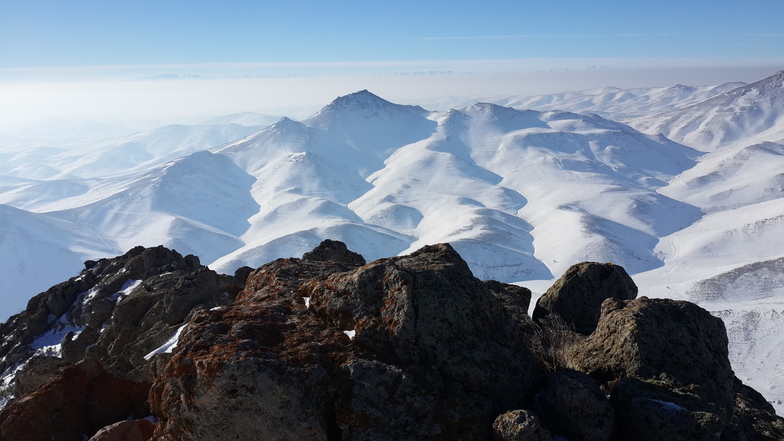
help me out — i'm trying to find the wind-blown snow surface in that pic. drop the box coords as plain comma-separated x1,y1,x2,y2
2,73,784,413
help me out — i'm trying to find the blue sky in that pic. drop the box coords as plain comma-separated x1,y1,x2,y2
1,0,783,123
2,0,783,72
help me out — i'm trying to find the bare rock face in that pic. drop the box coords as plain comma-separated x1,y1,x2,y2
88,266,239,382
5,354,71,397
149,243,545,441
0,246,200,376
0,360,150,441
531,369,616,441
307,244,544,439
4,241,783,441
492,410,552,441
533,262,637,335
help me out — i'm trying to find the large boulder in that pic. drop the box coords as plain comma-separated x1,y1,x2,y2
567,297,734,416
564,296,744,440
723,377,784,441
307,243,544,413
609,377,726,441
533,262,637,335
149,254,360,441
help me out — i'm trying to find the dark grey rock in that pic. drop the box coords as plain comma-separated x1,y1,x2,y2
610,377,725,441
5,355,71,398
531,369,616,441
533,262,637,335
151,243,545,441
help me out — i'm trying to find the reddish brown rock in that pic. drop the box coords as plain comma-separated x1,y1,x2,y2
0,360,151,441
149,257,356,441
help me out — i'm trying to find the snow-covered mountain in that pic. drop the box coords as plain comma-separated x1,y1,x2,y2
1,70,784,413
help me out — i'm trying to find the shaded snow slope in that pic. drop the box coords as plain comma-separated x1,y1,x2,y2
0,204,121,321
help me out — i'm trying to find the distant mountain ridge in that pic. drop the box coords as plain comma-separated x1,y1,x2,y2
495,81,747,121
631,70,784,150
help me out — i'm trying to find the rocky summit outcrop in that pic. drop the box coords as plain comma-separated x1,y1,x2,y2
149,243,543,441
1,240,782,441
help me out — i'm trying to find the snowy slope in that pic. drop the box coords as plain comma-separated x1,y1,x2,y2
452,104,701,276
210,93,435,271
0,123,263,213
208,93,702,280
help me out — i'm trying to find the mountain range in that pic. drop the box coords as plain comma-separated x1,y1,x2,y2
1,69,783,414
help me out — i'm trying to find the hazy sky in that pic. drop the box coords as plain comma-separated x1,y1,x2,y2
1,0,783,124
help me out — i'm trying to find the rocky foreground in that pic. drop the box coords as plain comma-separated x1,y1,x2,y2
0,241,781,441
